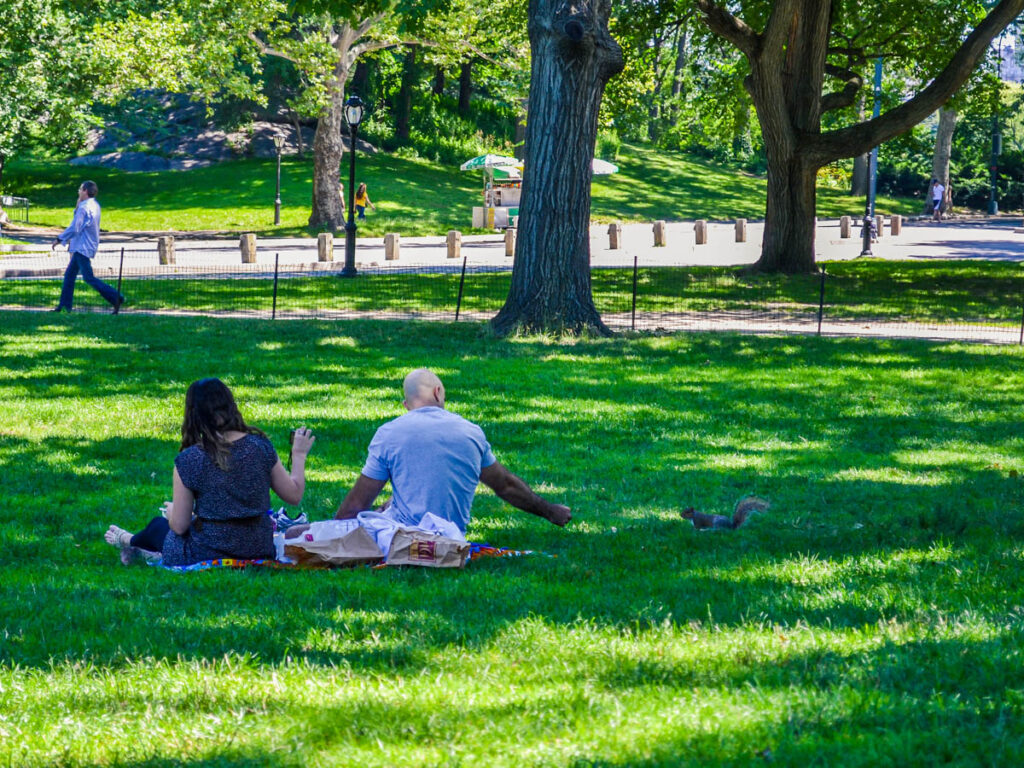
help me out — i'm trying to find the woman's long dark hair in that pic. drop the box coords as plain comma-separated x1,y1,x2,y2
180,378,265,470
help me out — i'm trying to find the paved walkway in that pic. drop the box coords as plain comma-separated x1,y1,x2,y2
4,217,1024,276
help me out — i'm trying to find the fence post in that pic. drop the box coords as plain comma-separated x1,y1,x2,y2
817,267,826,337
455,255,468,321
840,216,851,238
874,215,884,239
890,214,902,236
653,220,667,247
158,236,175,265
608,222,623,249
271,253,280,320
504,227,516,257
114,247,125,315
694,220,708,245
240,233,257,263
447,230,462,259
735,219,747,242
317,233,333,262
1019,277,1024,345
631,254,639,331
384,233,400,261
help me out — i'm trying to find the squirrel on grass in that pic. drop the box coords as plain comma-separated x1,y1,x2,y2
680,496,769,530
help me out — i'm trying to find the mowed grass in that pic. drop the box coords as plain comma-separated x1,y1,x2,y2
3,259,1023,326
3,313,1024,766
5,143,918,237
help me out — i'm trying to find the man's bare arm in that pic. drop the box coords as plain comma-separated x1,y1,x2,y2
479,462,571,526
335,474,388,519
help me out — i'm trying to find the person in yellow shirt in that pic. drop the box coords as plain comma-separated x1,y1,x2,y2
354,183,376,220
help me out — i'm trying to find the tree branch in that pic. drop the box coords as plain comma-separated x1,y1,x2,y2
820,63,863,113
248,31,299,64
808,0,1024,163
694,0,759,58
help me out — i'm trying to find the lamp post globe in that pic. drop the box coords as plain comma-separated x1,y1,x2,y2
273,135,284,226
342,96,365,278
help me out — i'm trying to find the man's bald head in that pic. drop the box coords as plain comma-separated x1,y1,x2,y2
403,368,445,410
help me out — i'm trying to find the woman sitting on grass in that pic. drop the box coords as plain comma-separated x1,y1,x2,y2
104,377,315,566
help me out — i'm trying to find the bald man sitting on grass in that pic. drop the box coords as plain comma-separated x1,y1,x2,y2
333,368,571,533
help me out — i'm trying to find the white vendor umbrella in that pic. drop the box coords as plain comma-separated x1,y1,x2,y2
460,154,521,171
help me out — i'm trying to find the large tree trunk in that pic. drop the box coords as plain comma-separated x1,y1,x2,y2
395,46,417,142
697,0,1024,273
307,23,364,231
458,60,473,115
932,106,957,188
647,33,666,141
760,152,819,273
747,1,831,273
669,27,688,124
492,0,624,336
308,91,346,230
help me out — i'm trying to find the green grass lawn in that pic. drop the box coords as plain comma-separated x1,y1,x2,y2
5,143,918,237
2,312,1024,765
3,259,1022,327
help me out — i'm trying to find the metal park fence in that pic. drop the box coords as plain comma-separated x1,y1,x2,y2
3,247,1024,345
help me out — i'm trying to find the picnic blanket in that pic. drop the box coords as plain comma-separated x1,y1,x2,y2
151,542,548,573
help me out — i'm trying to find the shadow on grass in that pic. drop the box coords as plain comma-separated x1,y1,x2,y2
2,313,1024,674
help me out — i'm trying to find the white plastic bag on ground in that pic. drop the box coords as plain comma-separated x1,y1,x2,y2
356,510,465,557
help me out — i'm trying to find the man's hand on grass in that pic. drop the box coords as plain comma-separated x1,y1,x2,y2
546,504,572,527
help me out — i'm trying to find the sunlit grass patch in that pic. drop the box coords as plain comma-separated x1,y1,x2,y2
2,312,1024,765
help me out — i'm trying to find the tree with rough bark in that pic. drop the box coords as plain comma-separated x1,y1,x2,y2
94,0,499,231
695,0,1024,273
931,106,958,208
491,0,624,336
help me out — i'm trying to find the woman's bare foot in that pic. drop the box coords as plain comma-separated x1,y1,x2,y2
104,525,133,549
104,525,158,565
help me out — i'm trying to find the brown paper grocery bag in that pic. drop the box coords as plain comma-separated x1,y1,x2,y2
285,525,384,567
386,529,469,568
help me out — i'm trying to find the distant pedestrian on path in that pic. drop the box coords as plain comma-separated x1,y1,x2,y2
930,179,946,222
354,183,376,220
51,181,124,312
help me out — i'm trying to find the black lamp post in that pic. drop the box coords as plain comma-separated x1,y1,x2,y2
342,95,364,278
273,135,284,226
861,58,883,257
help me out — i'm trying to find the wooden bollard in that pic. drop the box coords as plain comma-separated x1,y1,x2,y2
840,216,851,238
653,220,667,247
240,233,257,263
157,235,175,265
504,227,516,257
317,232,333,262
608,222,623,249
447,230,462,259
694,219,708,245
874,215,884,238
384,233,400,261
890,214,902,236
735,219,747,243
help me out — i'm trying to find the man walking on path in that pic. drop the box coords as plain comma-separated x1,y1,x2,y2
51,181,124,312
